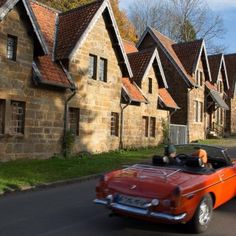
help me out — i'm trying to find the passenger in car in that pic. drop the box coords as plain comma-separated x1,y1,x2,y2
192,148,212,168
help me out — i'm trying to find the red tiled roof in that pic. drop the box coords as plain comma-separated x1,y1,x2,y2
225,54,236,97
159,88,179,109
208,54,222,83
205,81,217,91
123,39,138,54
122,77,147,103
128,49,154,86
30,0,58,52
151,28,202,85
35,55,71,87
55,0,103,60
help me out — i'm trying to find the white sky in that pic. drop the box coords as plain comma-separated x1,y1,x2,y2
206,0,236,10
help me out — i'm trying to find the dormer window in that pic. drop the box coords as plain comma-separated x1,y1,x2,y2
7,35,17,61
148,78,152,94
196,70,203,86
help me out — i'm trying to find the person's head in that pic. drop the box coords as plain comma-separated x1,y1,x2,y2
192,148,208,164
165,144,176,158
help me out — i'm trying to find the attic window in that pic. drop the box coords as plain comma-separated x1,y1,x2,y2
217,80,223,93
7,35,17,61
196,70,203,86
99,58,107,82
88,54,97,80
148,78,152,94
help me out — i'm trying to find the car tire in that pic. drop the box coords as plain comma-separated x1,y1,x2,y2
189,194,213,234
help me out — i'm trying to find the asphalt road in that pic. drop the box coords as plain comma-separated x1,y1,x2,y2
0,177,236,236
0,147,236,236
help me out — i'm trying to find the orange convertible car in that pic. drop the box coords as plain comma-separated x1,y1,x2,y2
94,144,236,233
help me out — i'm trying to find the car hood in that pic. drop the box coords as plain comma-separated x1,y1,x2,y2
107,165,197,199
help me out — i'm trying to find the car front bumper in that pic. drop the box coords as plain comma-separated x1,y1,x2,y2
94,198,187,222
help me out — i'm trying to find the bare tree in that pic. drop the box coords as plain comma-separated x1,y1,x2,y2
128,0,226,53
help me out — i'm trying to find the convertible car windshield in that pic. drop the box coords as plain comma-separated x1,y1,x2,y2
151,144,232,175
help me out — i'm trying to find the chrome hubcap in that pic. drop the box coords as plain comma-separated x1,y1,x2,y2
199,200,211,226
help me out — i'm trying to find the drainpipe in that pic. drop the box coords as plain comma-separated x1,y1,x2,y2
63,89,76,157
60,61,77,157
120,100,131,149
187,87,194,143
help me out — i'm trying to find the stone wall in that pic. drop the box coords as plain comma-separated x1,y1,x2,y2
68,14,123,153
231,98,236,133
123,66,169,148
0,6,66,161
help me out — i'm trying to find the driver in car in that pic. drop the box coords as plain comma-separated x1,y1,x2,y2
163,144,182,165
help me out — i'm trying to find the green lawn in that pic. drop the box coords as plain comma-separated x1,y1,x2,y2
0,147,163,194
1,136,235,195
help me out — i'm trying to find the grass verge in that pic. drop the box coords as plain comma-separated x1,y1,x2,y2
0,147,163,194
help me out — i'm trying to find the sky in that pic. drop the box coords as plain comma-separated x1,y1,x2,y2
119,0,236,54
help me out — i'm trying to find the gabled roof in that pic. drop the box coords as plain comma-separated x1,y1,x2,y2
137,27,212,87
29,1,73,89
0,0,48,53
208,54,229,89
123,39,138,54
54,0,133,77
30,0,59,52
158,88,180,110
127,48,167,88
122,77,148,103
224,54,236,98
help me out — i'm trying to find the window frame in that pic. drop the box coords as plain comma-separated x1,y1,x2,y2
194,100,203,123
143,116,149,137
0,100,5,135
7,35,17,61
99,57,107,82
88,54,97,80
10,100,25,135
68,107,80,136
150,117,156,137
148,77,152,94
111,112,119,137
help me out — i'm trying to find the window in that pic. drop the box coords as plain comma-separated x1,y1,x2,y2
99,58,107,82
218,80,223,93
194,100,203,123
148,78,152,94
69,108,80,136
7,35,17,61
111,112,119,136
88,54,97,80
0,100,5,134
10,101,25,134
143,116,149,137
150,117,156,137
196,70,203,86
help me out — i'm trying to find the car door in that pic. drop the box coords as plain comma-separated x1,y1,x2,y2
215,163,236,205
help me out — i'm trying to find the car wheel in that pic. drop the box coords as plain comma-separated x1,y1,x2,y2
189,194,213,233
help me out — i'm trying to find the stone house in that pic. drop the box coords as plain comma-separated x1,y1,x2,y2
121,41,179,148
207,54,229,137
225,54,236,134
137,27,218,142
0,0,176,161
0,0,74,160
